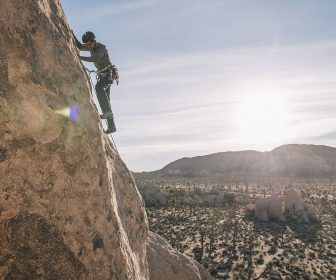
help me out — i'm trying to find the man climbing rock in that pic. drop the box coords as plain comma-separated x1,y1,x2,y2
73,31,118,134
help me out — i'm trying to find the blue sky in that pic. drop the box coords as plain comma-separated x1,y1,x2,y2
61,0,336,171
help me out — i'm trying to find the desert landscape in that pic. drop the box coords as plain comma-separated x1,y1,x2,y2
135,173,336,280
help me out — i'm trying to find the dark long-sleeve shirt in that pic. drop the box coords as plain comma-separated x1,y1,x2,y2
74,35,112,71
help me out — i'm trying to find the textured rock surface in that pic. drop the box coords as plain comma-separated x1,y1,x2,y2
285,189,319,223
147,232,213,280
0,1,213,280
0,1,148,279
255,196,286,222
249,190,319,224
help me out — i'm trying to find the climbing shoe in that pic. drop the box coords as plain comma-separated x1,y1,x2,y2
104,126,116,134
104,117,117,134
100,111,113,119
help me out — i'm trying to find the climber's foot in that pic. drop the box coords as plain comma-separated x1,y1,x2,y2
100,111,113,119
104,126,116,134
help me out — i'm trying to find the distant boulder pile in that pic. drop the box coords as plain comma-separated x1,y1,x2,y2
255,196,286,222
284,189,319,223
245,189,319,224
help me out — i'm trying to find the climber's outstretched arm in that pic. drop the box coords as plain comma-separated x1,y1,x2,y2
79,44,106,63
79,56,95,62
72,31,89,51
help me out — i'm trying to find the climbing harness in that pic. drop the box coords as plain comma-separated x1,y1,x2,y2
84,66,120,155
89,65,120,86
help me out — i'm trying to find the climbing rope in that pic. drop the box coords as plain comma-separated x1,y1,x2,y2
83,66,120,155
108,134,120,156
83,66,100,115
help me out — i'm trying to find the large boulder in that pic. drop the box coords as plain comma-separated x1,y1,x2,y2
147,232,213,280
0,1,148,279
285,189,305,215
285,189,319,223
255,196,286,222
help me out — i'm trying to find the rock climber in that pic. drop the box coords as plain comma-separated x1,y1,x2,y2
73,31,119,134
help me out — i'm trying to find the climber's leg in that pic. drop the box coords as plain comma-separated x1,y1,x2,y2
106,84,111,102
95,75,112,115
105,113,116,134
95,75,116,133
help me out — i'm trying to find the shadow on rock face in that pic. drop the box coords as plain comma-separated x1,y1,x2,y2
0,148,7,162
4,213,89,280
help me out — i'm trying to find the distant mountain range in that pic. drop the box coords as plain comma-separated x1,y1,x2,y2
148,144,336,178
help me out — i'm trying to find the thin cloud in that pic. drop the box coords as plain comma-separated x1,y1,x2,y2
112,41,336,170
62,1,336,171
66,0,158,19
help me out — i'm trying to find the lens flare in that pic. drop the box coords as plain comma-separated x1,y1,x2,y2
69,105,78,120
54,105,78,121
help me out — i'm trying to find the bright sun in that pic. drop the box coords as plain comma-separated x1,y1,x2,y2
235,93,291,144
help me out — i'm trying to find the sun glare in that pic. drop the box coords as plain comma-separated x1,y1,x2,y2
235,93,291,144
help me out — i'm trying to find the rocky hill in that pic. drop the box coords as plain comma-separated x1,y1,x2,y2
0,1,212,279
157,144,336,177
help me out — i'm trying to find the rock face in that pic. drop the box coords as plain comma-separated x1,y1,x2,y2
147,232,213,280
255,196,286,223
0,1,212,280
285,189,319,223
0,2,148,279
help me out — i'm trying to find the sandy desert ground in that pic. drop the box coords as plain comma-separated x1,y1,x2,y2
136,175,336,280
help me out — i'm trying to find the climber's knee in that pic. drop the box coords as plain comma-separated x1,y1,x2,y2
95,82,103,92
